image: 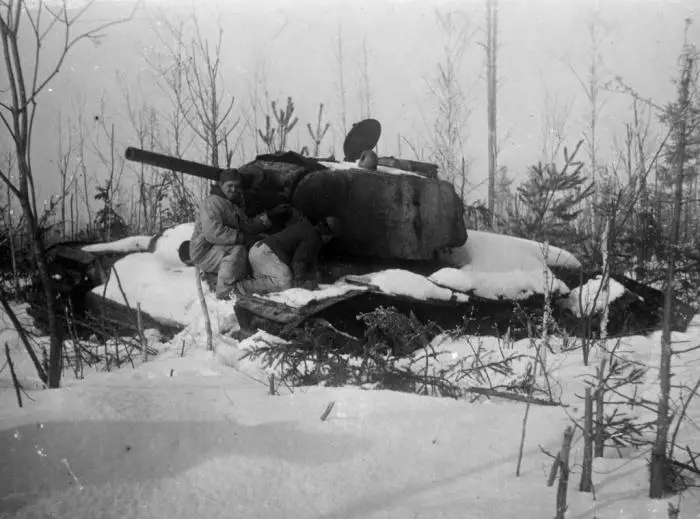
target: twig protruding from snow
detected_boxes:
[320,401,336,421]
[555,426,574,519]
[5,342,23,408]
[61,458,84,490]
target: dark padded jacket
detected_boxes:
[263,219,323,280]
[189,185,268,264]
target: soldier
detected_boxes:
[189,168,272,300]
[357,149,378,170]
[235,216,341,296]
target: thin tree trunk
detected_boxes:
[486,0,498,229]
[19,185,63,387]
[556,426,574,519]
[595,357,607,457]
[650,41,693,499]
[579,388,594,491]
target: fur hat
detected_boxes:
[358,150,378,171]
[219,168,242,185]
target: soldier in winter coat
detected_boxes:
[189,168,271,299]
[236,216,341,296]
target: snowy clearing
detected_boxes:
[3,302,700,518]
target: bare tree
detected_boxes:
[485,0,498,228]
[75,112,95,232]
[427,8,476,200]
[539,85,574,165]
[149,12,238,169]
[90,108,128,240]
[650,25,696,499]
[358,36,373,120]
[142,17,200,223]
[334,22,348,140]
[56,112,76,240]
[0,151,21,295]
[567,8,609,182]
[0,0,137,387]
[183,19,238,167]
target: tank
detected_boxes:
[124,119,467,262]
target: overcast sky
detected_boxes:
[16,0,700,205]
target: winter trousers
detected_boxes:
[195,244,249,299]
[237,242,293,296]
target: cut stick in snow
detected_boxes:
[547,453,561,487]
[555,426,574,519]
[320,401,336,421]
[580,388,594,492]
[61,458,84,490]
[595,357,607,458]
[194,266,213,352]
[5,343,23,408]
[516,364,534,477]
[137,303,147,362]
[268,374,277,396]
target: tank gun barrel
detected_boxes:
[124,147,222,181]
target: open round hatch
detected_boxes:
[343,119,381,162]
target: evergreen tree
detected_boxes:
[510,141,595,252]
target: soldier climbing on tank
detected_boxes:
[189,168,275,300]
[357,149,378,170]
[233,216,341,296]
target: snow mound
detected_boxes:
[91,253,233,329]
[262,283,367,308]
[80,223,193,269]
[441,230,581,271]
[318,160,422,177]
[152,223,195,267]
[430,267,569,300]
[349,269,465,302]
[562,275,629,317]
[435,230,579,299]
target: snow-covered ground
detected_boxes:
[3,297,700,518]
[3,227,693,518]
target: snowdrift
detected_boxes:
[84,225,582,330]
